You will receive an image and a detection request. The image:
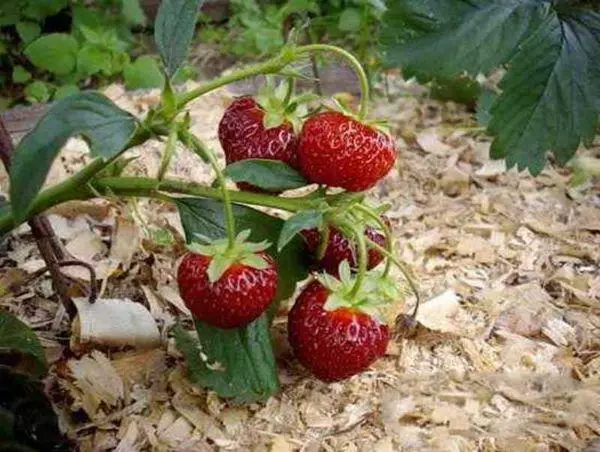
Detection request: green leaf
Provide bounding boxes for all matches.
[173,316,279,403]
[24,81,51,104]
[0,3,20,27]
[123,56,165,90]
[10,92,137,223]
[77,45,112,76]
[173,197,309,401]
[0,311,46,377]
[154,0,205,77]
[122,0,147,26]
[12,66,31,84]
[16,21,41,44]
[223,159,308,192]
[277,210,322,252]
[382,0,550,77]
[22,0,67,21]
[489,10,600,174]
[24,33,79,75]
[53,84,80,100]
[338,8,362,32]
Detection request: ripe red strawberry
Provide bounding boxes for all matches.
[177,251,278,329]
[288,280,390,382]
[298,111,396,191]
[302,224,387,277]
[218,97,297,191]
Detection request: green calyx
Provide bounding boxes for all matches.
[326,96,392,136]
[317,261,402,322]
[256,77,317,134]
[187,229,271,283]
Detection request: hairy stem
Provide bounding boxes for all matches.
[180,131,236,249]
[176,50,296,108]
[354,204,392,276]
[349,225,367,299]
[297,44,370,119]
[366,238,421,319]
[157,126,178,181]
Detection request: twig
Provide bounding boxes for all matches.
[0,119,80,316]
[31,261,98,303]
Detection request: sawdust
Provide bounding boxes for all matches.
[0,72,599,451]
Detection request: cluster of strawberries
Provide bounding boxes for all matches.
[178,95,397,382]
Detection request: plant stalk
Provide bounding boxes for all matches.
[366,238,421,319]
[180,131,236,249]
[349,226,367,299]
[297,44,370,119]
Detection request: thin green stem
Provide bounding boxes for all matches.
[283,76,295,106]
[355,204,392,277]
[181,131,236,249]
[0,175,322,235]
[297,44,370,119]
[349,225,367,299]
[157,126,178,181]
[176,50,296,108]
[366,238,421,319]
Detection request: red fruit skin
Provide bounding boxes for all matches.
[177,252,278,329]
[298,111,396,192]
[218,97,298,192]
[302,225,386,277]
[288,281,390,382]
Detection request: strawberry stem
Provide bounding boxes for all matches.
[348,225,367,299]
[354,204,393,277]
[180,131,237,250]
[283,77,295,106]
[297,44,370,120]
[365,238,422,319]
[157,125,178,181]
[176,48,297,108]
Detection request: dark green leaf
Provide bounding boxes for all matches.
[12,66,31,84]
[10,92,137,223]
[223,159,308,191]
[24,33,79,75]
[173,197,309,402]
[154,0,205,77]
[24,81,51,104]
[16,22,41,44]
[173,316,279,403]
[22,0,67,21]
[122,0,147,26]
[124,56,165,90]
[489,10,600,174]
[0,312,46,377]
[0,3,20,27]
[382,0,550,76]
[278,210,322,252]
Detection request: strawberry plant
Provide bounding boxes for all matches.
[0,0,184,106]
[382,0,600,174]
[0,0,421,403]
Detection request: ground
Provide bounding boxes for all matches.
[1,70,599,451]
